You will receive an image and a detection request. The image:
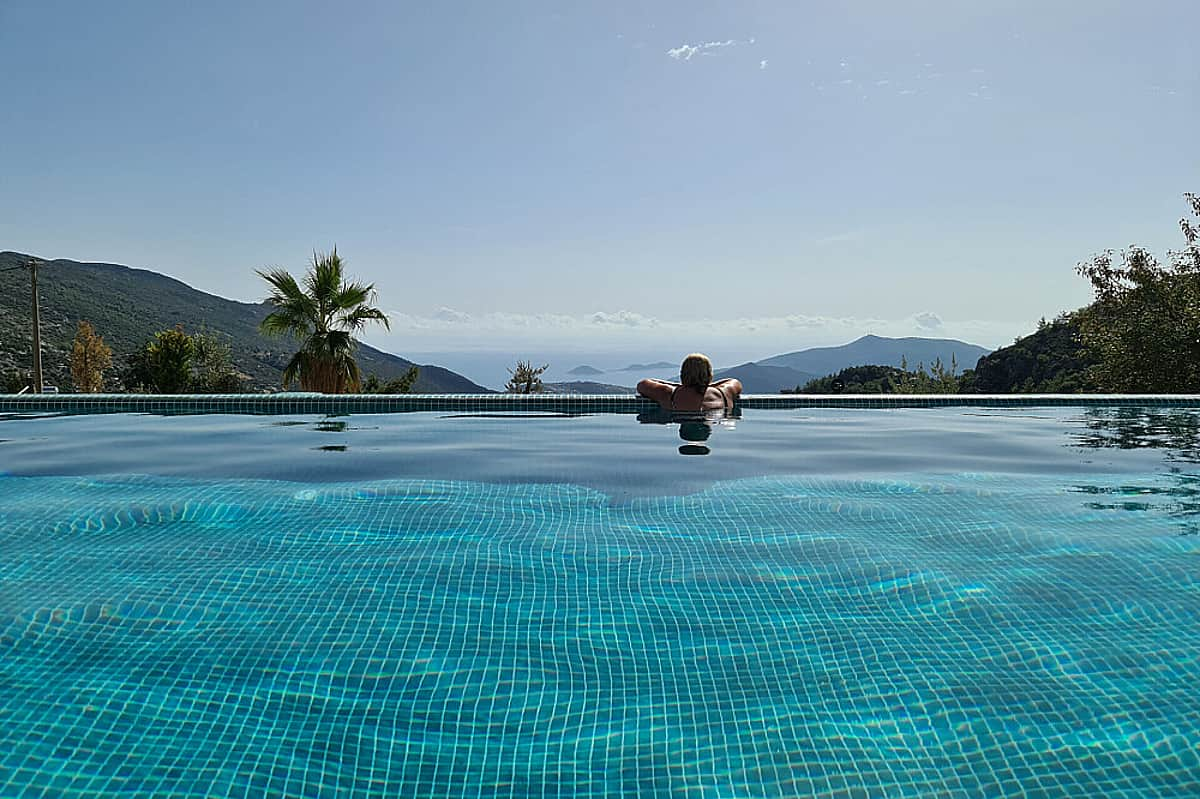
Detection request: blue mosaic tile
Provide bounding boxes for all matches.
[1,469,1198,796]
[2,393,1200,418]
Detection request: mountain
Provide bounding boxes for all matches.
[715,335,992,393]
[0,251,489,393]
[568,365,604,376]
[760,335,992,377]
[543,381,635,395]
[617,361,674,372]
[714,363,819,393]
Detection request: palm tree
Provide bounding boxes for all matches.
[257,249,390,393]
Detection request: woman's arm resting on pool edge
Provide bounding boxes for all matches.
[637,378,676,405]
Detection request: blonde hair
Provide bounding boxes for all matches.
[679,353,713,392]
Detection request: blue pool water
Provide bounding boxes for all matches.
[1,407,1199,797]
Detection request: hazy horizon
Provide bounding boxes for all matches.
[396,335,993,392]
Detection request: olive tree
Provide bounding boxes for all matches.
[1075,194,1200,393]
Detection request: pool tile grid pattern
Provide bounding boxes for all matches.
[3,393,1200,417]
[2,471,1199,796]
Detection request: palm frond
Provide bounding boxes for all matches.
[258,267,319,338]
[260,308,314,339]
[314,329,357,357]
[332,281,373,310]
[257,268,306,302]
[280,351,308,390]
[305,250,343,316]
[339,305,391,333]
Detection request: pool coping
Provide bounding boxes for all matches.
[3,393,1200,415]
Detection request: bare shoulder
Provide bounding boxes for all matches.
[637,378,675,405]
[715,377,743,397]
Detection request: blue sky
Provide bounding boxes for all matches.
[2,1,1197,376]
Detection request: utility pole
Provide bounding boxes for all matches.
[28,259,43,394]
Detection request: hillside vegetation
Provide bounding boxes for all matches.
[970,315,1098,393]
[790,365,907,394]
[0,252,487,393]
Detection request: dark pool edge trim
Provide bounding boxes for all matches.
[2,393,1200,416]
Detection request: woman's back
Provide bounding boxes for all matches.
[668,384,733,412]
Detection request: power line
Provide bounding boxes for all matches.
[1,259,49,274]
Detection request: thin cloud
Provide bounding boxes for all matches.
[667,43,701,61]
[782,314,885,330]
[432,306,471,323]
[913,311,944,331]
[759,60,768,70]
[591,310,659,328]
[667,39,745,61]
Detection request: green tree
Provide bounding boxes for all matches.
[506,360,548,393]
[2,370,29,394]
[1075,194,1200,393]
[362,366,419,394]
[257,249,390,393]
[69,320,113,393]
[121,326,244,393]
[143,325,195,393]
[191,329,245,393]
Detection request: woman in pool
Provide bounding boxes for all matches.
[637,353,742,412]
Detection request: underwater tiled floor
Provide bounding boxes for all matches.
[2,471,1198,797]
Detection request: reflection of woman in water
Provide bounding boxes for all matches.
[637,353,742,412]
[636,408,724,455]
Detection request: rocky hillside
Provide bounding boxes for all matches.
[0,251,489,393]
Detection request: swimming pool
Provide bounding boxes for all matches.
[2,401,1199,796]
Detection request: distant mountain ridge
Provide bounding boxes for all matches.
[616,361,674,372]
[0,251,489,393]
[721,335,993,393]
[760,334,991,374]
[543,381,635,395]
[714,363,819,394]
